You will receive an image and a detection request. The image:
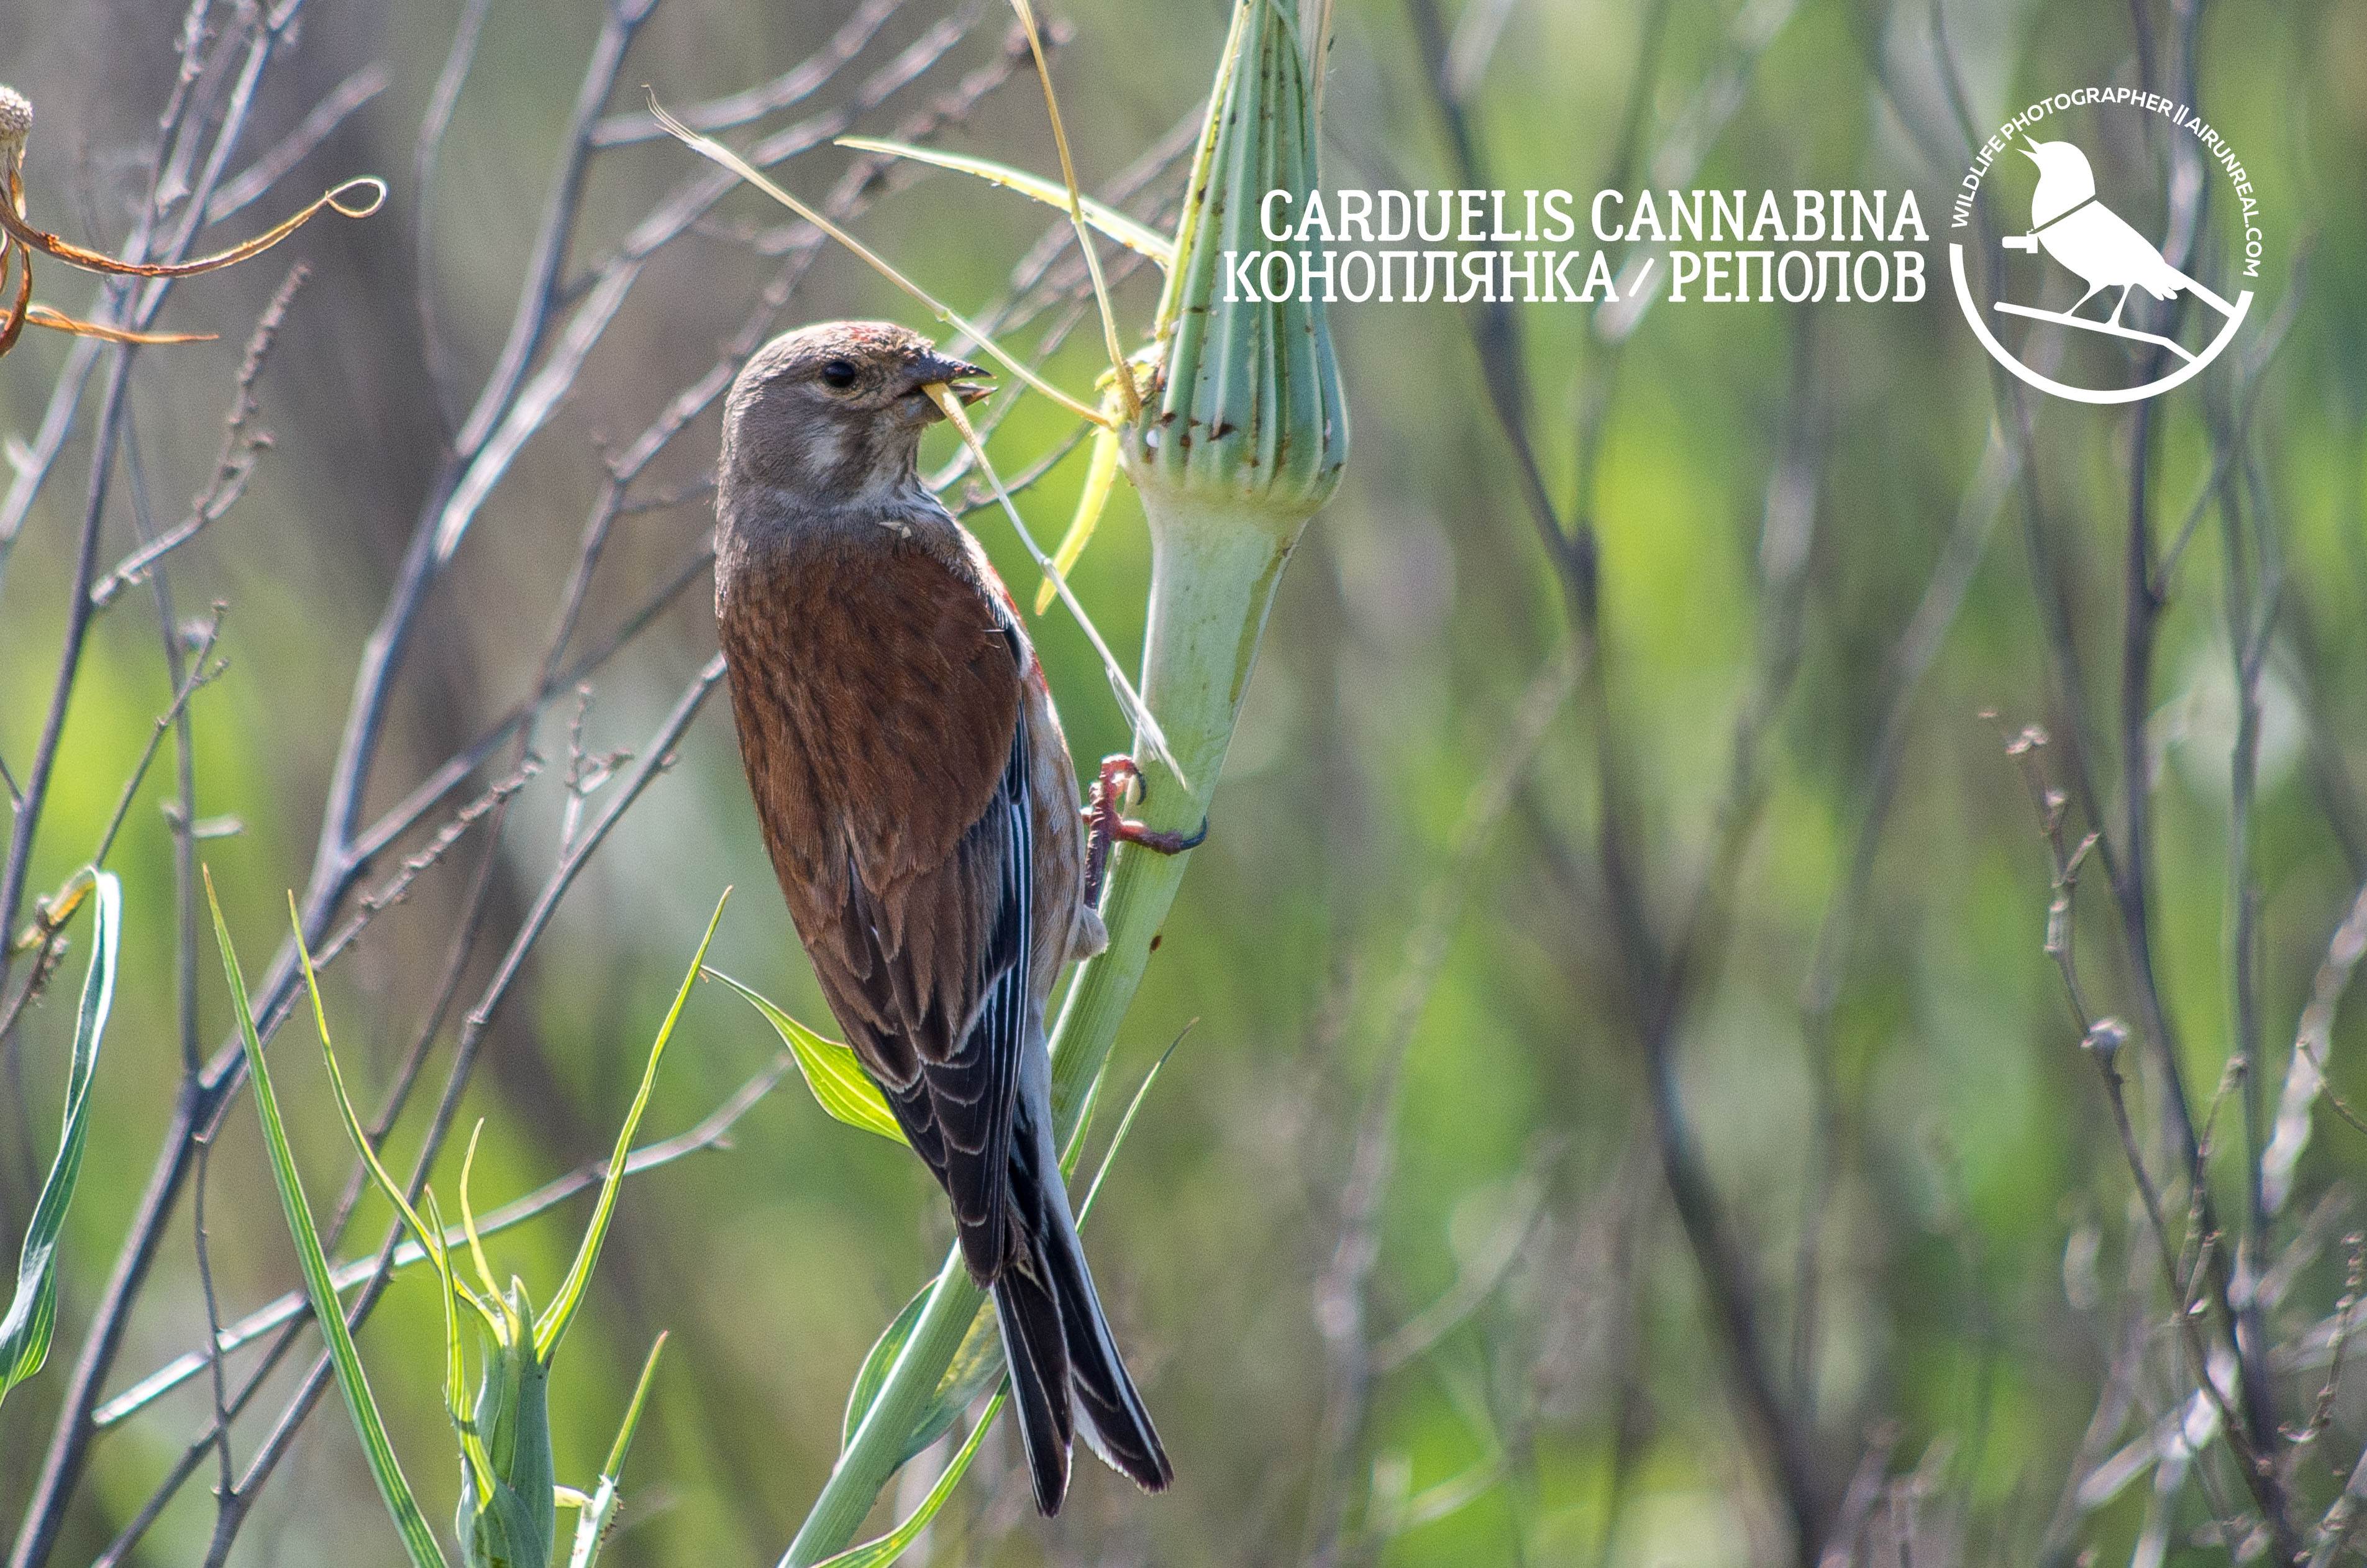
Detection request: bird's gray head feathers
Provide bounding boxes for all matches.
[719,321,989,513]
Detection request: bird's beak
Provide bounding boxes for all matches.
[914,352,993,406]
[2019,137,2040,162]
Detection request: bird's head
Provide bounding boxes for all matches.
[720,321,991,507]
[2018,138,2097,199]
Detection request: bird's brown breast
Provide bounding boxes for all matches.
[720,536,1018,885]
[718,532,1041,1078]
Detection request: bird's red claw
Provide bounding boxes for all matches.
[1082,755,1208,906]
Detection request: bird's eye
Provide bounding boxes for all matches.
[820,358,858,390]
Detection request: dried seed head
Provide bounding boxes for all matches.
[0,84,31,164]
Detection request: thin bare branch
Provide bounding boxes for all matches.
[89,262,311,608]
[590,0,910,145]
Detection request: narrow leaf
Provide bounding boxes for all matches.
[840,1283,1000,1465]
[645,93,1104,426]
[928,384,1186,787]
[292,895,480,1434]
[0,870,117,1404]
[94,1056,795,1431]
[834,139,1174,267]
[601,1331,668,1484]
[568,1333,668,1568]
[458,1123,504,1310]
[840,1285,927,1455]
[1077,1031,1185,1222]
[1151,0,1254,340]
[534,890,729,1357]
[1034,419,1121,614]
[811,1390,1007,1568]
[703,967,905,1143]
[292,896,447,1270]
[1006,0,1141,417]
[204,868,451,1568]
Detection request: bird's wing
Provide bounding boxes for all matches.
[719,534,1034,1276]
[853,711,1036,1279]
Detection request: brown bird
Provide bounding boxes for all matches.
[714,320,1193,1514]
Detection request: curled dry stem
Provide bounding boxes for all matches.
[0,173,385,281]
[0,83,381,359]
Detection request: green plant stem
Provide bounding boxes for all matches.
[1050,495,1286,1123]
[782,1251,978,1564]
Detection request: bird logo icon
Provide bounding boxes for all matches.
[1947,106,2259,407]
[1999,139,2235,339]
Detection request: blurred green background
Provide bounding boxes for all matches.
[2,0,2365,1563]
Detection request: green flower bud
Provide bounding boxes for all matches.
[1128,0,1346,532]
[456,1284,557,1568]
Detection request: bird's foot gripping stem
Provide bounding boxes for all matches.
[1082,755,1208,906]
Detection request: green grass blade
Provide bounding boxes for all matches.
[1150,0,1252,339]
[95,1054,796,1431]
[836,138,1174,267]
[422,1194,484,1454]
[1034,417,1121,615]
[568,1332,668,1568]
[811,1390,1006,1568]
[291,894,442,1256]
[702,967,904,1143]
[601,1329,667,1481]
[645,93,1105,426]
[0,870,117,1405]
[1003,0,1142,419]
[291,895,486,1444]
[832,1025,1177,1461]
[204,868,450,1568]
[839,1283,1000,1465]
[1075,1032,1184,1224]
[534,890,729,1358]
[833,139,1174,273]
[928,386,1187,785]
[839,1285,929,1454]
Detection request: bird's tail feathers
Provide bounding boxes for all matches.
[1035,1172,1172,1494]
[990,1252,1072,1515]
[992,1087,1173,1515]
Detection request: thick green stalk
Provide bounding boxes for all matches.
[1049,498,1295,1120]
[782,1251,976,1565]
